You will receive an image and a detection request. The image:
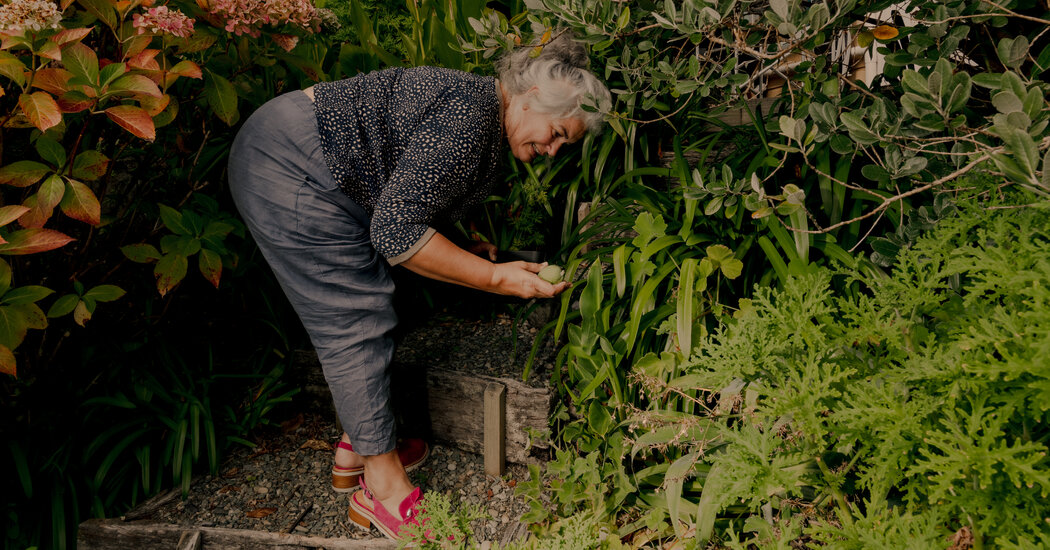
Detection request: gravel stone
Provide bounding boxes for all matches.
[150,414,534,545]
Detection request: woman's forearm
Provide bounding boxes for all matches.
[399,232,567,298]
[399,232,498,291]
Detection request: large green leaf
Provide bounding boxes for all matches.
[204,70,238,126]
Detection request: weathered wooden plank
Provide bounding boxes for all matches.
[78,518,396,550]
[292,350,552,464]
[177,530,202,550]
[121,486,182,521]
[423,367,551,464]
[484,383,507,477]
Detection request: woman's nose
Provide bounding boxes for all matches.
[547,141,563,157]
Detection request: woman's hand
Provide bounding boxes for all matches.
[490,261,570,299]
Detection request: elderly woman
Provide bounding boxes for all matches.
[227,34,609,538]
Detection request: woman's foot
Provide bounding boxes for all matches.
[332,434,430,493]
[347,449,420,540]
[331,433,366,492]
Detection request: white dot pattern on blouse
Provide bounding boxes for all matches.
[313,67,503,264]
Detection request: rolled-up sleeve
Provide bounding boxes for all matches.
[370,94,490,265]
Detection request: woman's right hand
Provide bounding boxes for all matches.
[491,261,570,299]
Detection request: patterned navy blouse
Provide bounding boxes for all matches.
[312,67,504,266]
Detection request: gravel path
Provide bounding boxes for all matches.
[149,313,553,545]
[151,413,533,545]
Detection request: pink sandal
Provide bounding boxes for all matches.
[331,438,431,493]
[347,477,423,540]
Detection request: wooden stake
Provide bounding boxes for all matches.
[484,382,506,477]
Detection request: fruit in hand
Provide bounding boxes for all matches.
[538,264,564,283]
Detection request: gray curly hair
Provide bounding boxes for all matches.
[496,32,611,134]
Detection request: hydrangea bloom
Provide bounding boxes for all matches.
[0,0,62,34]
[205,0,316,38]
[132,5,195,38]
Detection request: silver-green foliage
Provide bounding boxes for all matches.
[635,201,1050,546]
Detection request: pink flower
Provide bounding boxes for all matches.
[0,0,62,34]
[132,5,195,38]
[206,0,316,38]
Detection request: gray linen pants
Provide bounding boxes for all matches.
[228,91,397,456]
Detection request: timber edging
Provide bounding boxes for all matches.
[78,518,396,549]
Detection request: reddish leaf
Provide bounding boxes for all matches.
[17,195,52,229]
[37,40,62,61]
[0,161,50,187]
[0,228,75,255]
[170,60,202,79]
[18,92,62,132]
[108,74,162,97]
[123,35,153,58]
[0,206,30,227]
[127,49,160,71]
[137,93,170,117]
[57,90,95,113]
[72,150,110,181]
[52,27,93,46]
[32,68,74,96]
[199,248,222,288]
[121,243,162,263]
[0,344,15,377]
[246,507,277,518]
[154,253,187,296]
[59,179,101,225]
[105,105,155,141]
[37,175,65,212]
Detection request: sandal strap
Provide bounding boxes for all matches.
[337,440,354,452]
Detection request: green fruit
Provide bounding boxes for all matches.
[538,264,564,283]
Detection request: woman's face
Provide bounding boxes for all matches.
[504,92,586,163]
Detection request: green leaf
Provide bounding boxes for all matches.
[62,42,99,85]
[204,70,238,126]
[47,294,79,318]
[107,74,162,98]
[72,150,109,181]
[158,204,191,235]
[2,286,54,305]
[76,0,117,29]
[37,175,65,212]
[0,51,28,87]
[587,400,613,436]
[677,258,698,355]
[154,253,188,296]
[121,243,161,263]
[0,161,51,188]
[706,244,733,263]
[0,306,28,349]
[861,164,890,181]
[82,285,125,303]
[992,91,1023,114]
[720,258,743,279]
[98,62,126,89]
[0,260,10,296]
[198,248,222,288]
[997,36,1028,69]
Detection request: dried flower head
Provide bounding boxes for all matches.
[132,5,195,38]
[0,0,62,34]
